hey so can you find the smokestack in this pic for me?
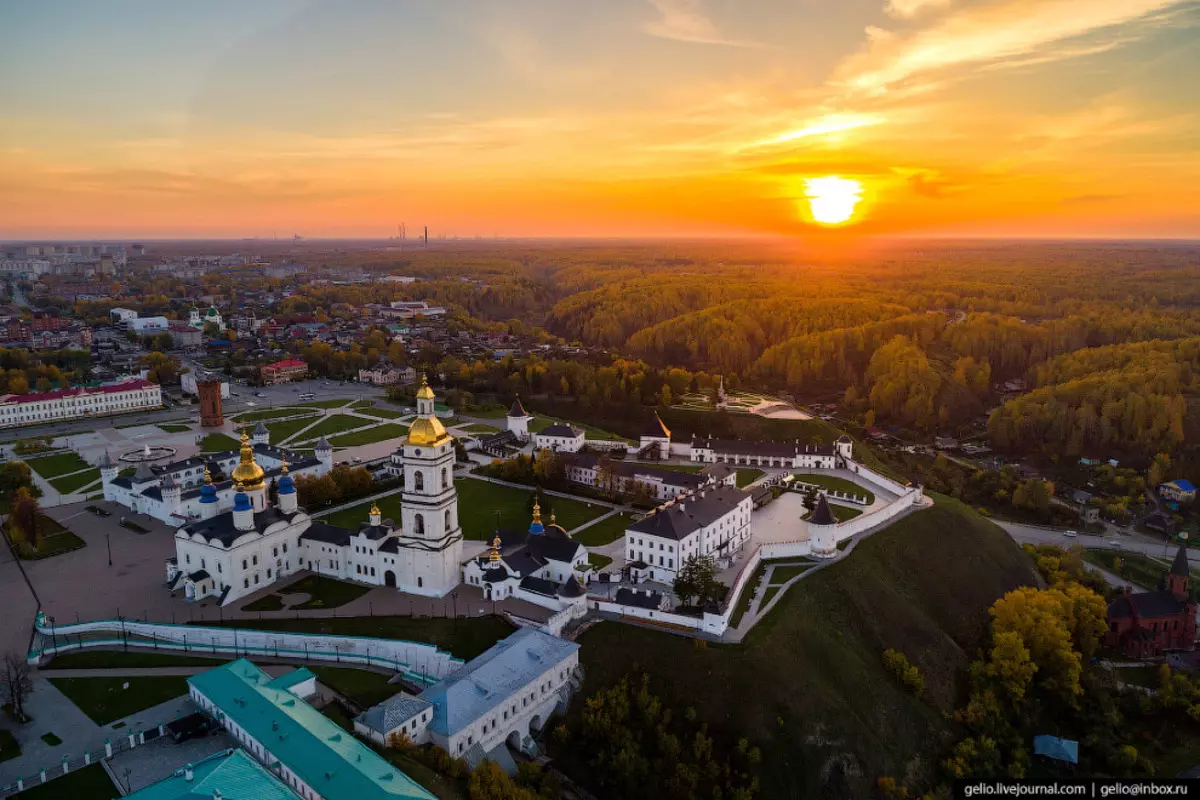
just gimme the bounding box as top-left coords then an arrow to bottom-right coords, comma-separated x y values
185,766 -> 194,782
424,226 -> 428,247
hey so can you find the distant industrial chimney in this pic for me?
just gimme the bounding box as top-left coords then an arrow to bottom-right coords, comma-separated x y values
424,226 -> 428,247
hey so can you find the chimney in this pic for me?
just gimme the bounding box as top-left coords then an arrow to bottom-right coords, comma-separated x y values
213,791 -> 223,800
184,766 -> 194,782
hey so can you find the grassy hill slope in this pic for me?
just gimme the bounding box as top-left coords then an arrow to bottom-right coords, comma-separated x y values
572,495 -> 1037,799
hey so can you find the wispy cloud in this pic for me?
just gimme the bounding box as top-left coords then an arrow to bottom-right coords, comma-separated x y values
884,0 -> 953,20
642,0 -> 768,47
837,0 -> 1188,95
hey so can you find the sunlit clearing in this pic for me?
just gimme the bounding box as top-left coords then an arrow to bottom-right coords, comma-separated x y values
804,177 -> 863,225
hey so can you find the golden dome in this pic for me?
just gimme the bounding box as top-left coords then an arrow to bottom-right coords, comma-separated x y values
230,429 -> 265,488
489,535 -> 502,562
415,373 -> 435,400
407,415 -> 449,446
370,502 -> 381,517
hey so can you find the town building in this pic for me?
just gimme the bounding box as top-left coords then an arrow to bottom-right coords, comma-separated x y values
188,305 -> 225,331
506,396 -> 532,442
461,504 -> 589,611
129,316 -> 171,334
689,433 -> 854,469
124,748 -> 301,800
106,428 -> 331,527
1105,545 -> 1197,659
0,378 -> 161,429
1063,488 -> 1101,525
562,452 -> 719,501
260,358 -> 308,385
355,627 -> 580,766
625,484 -> 753,583
533,424 -> 585,453
188,660 -> 434,800
168,322 -> 202,348
163,378 -> 462,603
1160,480 -> 1197,504
358,365 -> 415,386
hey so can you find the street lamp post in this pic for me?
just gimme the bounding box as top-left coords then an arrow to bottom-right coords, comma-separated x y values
105,528 -> 112,567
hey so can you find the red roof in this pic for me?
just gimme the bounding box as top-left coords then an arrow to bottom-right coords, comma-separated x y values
263,358 -> 307,370
1,378 -> 158,405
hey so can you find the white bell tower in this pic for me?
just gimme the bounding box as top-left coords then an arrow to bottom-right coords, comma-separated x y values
393,375 -> 463,597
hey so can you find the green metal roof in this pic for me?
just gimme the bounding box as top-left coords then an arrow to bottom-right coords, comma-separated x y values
266,667 -> 316,691
188,660 -> 434,800
125,748 -> 301,800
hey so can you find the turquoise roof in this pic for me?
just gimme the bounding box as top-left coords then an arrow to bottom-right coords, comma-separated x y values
188,660 -> 434,800
266,667 -> 314,691
125,748 -> 300,800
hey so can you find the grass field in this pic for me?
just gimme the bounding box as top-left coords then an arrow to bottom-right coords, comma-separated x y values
25,452 -> 91,478
1084,549 -> 1171,590
760,585 -> 781,607
235,406 -> 313,422
200,433 -> 241,453
278,574 -> 370,609
300,398 -> 354,409
460,423 -> 500,434
528,415 -> 628,442
588,552 -> 614,570
729,564 -> 766,628
634,462 -> 704,474
10,762 -> 116,799
354,406 -> 406,420
48,676 -> 189,725
321,479 -> 607,540
768,564 -> 815,584
47,651 -> 225,669
736,468 -> 765,488
328,423 -> 409,447
829,503 -> 863,522
572,513 -> 634,547
266,414 -> 321,443
571,495 -> 1036,799
242,593 -> 286,611
464,405 -> 509,419
311,666 -> 398,708
50,468 -> 101,494
157,423 -> 192,433
207,615 -> 515,661
792,472 -> 875,503
12,529 -> 86,559
293,413 -> 367,440
0,728 -> 18,762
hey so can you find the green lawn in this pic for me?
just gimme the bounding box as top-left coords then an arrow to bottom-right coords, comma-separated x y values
768,564 -> 816,584
1114,665 -> 1162,689
48,676 -> 190,725
572,513 -> 634,547
465,405 -> 510,419
25,452 -> 91,479
760,585 -> 781,607
311,667 -> 398,708
242,593 -> 286,612
573,495 -> 1039,799
0,728 -> 18,762
354,406 -> 406,420
729,564 -> 766,628
322,480 -> 607,540
300,398 -> 355,409
50,468 -> 101,495
588,552 -> 614,570
1084,549 -> 1171,590
10,762 -> 116,799
792,472 -> 875,503
234,406 -> 314,422
208,616 -> 515,662
829,503 -> 863,522
736,468 -> 765,488
297,414 -> 372,440
157,424 -> 192,433
278,575 -> 370,610
631,462 -> 704,474
460,423 -> 500,434
47,651 -> 225,670
328,423 -> 409,447
200,433 -> 241,453
529,415 -> 628,442
266,414 -> 321,443
10,523 -> 86,560
40,732 -> 61,746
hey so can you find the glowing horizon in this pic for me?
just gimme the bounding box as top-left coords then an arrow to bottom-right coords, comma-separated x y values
1,0 -> 1198,240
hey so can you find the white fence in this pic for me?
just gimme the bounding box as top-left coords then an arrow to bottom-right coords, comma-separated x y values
843,459 -> 912,498
30,617 -> 460,686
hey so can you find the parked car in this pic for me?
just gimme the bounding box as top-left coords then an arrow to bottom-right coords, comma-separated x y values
166,712 -> 216,743
1108,539 -> 1123,548
1063,530 -> 1078,538
254,392 -> 266,398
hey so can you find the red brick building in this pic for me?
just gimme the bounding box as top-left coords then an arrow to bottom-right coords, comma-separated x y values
260,358 -> 308,385
1105,545 -> 1197,658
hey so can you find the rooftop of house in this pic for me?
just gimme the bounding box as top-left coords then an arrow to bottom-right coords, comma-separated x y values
627,485 -> 749,541
124,748 -> 301,800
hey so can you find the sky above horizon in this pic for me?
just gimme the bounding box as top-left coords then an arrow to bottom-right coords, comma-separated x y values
2,0 -> 1199,240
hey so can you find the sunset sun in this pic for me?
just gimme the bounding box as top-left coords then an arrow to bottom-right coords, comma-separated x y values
804,177 -> 863,226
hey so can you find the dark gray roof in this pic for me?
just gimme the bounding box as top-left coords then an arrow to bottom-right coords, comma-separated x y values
537,424 -> 582,439
1172,544 -> 1190,577
254,421 -> 269,435
519,576 -> 558,596
110,476 -> 133,489
134,461 -> 156,482
179,507 -> 300,546
558,577 -> 586,597
99,450 -> 113,467
187,570 -> 210,581
640,413 -> 670,439
1109,590 -> 1189,620
615,588 -> 662,609
627,485 -> 748,541
356,522 -> 392,541
837,434 -> 853,444
809,493 -> 837,526
507,397 -> 527,417
564,453 -> 705,490
301,522 -> 354,546
356,694 -> 433,736
378,538 -> 399,553
502,552 -> 542,577
1069,489 -> 1094,505
694,436 -> 834,458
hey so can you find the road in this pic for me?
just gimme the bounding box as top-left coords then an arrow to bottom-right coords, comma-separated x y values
997,519 -> 1198,563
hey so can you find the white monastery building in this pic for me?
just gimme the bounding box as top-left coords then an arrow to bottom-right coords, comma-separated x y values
0,378 -> 161,429
690,433 -> 854,468
505,396 -> 533,442
625,484 -> 753,583
533,423 -> 585,453
165,377 -> 463,605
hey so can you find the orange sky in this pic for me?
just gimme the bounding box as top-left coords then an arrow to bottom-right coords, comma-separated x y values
2,0 -> 1198,239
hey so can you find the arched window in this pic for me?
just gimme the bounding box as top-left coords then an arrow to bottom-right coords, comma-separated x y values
444,509 -> 451,529
414,471 -> 424,491
441,468 -> 448,489
414,514 -> 425,535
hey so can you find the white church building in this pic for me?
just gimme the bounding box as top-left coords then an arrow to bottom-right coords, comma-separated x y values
166,377 -> 464,605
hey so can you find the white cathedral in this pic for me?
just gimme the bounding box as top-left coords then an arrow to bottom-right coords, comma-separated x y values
166,377 -> 464,606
